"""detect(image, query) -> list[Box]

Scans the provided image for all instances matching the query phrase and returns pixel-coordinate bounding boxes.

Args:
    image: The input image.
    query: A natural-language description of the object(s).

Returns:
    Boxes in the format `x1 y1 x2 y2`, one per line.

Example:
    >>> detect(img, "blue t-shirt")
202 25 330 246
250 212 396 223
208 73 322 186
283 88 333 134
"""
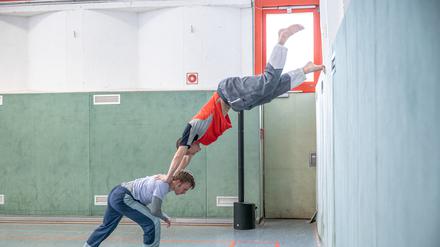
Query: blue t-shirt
128 176 170 205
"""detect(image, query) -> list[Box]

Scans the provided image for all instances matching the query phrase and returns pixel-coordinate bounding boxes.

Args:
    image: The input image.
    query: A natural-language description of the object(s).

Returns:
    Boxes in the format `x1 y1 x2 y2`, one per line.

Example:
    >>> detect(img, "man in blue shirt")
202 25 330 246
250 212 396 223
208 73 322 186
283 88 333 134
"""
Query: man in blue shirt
83 170 195 247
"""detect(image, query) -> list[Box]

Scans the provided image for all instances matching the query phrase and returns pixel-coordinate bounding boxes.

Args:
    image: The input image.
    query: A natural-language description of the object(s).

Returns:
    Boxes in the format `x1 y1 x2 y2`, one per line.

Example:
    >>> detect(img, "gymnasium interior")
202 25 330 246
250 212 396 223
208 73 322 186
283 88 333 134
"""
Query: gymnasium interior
0 0 439 246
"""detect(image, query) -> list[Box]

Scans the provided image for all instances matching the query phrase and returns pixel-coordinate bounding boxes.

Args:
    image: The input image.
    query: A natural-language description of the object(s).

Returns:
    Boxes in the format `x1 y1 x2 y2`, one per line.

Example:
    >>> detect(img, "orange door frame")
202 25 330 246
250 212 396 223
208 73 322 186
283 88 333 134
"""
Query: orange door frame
254 0 322 93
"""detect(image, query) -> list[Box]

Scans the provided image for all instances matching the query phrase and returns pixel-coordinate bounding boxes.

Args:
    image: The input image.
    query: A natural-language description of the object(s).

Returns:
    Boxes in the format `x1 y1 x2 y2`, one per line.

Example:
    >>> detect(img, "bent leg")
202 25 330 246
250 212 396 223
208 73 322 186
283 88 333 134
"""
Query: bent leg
120 193 161 247
84 187 123 247
217 44 288 111
217 24 315 111
253 68 306 106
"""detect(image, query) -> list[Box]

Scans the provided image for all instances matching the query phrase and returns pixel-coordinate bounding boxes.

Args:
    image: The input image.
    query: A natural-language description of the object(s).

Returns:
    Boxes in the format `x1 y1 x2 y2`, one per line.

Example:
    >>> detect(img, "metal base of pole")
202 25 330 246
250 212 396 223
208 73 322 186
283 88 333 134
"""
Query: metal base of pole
233 202 256 230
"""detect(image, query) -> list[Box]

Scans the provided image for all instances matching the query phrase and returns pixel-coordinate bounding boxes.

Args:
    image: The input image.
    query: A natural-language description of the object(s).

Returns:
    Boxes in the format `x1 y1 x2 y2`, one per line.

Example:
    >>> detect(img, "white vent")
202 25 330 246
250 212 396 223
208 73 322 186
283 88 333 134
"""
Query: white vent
0 95 3 105
94 195 108 206
216 196 238 207
93 94 120 105
0 195 4 205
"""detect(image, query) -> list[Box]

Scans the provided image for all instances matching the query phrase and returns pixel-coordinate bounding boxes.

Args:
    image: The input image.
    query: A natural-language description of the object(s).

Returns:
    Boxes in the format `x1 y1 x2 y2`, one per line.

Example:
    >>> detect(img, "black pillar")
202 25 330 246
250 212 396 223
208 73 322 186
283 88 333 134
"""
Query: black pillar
238 110 244 202
233 110 255 230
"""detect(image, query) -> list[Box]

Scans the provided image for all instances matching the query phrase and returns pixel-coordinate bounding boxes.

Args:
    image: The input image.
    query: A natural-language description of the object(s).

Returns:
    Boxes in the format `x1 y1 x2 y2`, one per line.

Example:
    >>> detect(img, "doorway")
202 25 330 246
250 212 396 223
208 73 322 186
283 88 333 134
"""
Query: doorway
254 0 322 218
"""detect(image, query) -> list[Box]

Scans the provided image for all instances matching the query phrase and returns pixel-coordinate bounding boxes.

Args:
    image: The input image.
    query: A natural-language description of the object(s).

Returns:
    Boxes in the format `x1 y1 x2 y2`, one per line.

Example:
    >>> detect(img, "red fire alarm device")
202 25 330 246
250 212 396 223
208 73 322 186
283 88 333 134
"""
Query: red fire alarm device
186 72 198 85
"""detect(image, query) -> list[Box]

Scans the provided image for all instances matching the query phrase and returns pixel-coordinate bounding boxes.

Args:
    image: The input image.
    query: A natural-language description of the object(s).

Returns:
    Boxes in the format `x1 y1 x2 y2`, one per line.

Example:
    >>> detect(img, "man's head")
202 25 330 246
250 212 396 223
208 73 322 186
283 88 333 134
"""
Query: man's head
171 170 195 195
176 137 201 155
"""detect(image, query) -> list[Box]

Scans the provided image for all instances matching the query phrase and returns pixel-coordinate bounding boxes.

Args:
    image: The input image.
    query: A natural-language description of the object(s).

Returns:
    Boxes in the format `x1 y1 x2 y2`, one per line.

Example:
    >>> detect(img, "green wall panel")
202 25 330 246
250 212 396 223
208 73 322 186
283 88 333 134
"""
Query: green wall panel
331 0 440 246
0 91 261 218
0 94 90 215
89 92 209 217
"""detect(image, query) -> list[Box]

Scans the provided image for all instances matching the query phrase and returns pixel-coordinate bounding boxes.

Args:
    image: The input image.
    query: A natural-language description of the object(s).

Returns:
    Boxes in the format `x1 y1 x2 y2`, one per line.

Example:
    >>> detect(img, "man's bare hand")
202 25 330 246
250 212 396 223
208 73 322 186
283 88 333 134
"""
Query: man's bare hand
153 174 168 182
164 218 171 228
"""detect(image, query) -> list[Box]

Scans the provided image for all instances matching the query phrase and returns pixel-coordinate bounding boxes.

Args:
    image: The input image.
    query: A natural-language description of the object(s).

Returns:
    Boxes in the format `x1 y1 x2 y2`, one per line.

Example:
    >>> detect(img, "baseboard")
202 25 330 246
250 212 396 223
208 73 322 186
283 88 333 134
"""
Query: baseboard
0 216 235 226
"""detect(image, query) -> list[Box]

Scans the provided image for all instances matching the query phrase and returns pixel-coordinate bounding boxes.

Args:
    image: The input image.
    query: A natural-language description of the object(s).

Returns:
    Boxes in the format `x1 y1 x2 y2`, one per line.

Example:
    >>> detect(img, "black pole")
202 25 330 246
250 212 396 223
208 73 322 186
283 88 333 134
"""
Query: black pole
238 110 244 202
233 110 255 230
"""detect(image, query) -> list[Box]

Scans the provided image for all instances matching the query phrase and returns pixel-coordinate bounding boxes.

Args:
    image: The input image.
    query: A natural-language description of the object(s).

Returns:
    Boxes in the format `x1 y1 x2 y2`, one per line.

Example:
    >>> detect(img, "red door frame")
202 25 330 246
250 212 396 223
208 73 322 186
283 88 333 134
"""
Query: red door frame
255 0 322 93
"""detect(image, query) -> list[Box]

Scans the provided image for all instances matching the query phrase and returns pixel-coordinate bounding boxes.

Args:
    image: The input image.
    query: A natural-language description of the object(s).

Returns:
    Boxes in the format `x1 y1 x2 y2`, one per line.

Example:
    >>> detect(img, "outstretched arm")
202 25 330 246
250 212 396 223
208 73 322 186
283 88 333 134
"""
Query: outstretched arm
163 123 199 183
174 154 193 175
165 146 188 183
161 148 194 183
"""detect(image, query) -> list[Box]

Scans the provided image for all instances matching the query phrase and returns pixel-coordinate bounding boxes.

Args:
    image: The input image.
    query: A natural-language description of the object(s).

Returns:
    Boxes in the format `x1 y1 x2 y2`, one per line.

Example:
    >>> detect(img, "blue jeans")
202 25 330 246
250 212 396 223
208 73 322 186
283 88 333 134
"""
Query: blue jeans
84 185 161 247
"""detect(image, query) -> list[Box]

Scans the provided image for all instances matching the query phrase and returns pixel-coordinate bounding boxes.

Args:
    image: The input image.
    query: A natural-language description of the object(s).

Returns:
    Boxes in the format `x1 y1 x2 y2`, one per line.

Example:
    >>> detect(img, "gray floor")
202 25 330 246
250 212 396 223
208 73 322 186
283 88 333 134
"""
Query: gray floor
0 219 317 247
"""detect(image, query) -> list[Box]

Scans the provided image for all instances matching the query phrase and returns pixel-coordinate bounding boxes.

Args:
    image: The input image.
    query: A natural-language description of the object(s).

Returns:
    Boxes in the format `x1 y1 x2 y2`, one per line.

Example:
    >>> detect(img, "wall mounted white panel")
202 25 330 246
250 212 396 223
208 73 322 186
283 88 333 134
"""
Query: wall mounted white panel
82 10 138 91
3 4 252 92
182 6 241 90
28 11 70 91
138 7 185 90
138 6 247 90
0 15 28 92
240 8 253 77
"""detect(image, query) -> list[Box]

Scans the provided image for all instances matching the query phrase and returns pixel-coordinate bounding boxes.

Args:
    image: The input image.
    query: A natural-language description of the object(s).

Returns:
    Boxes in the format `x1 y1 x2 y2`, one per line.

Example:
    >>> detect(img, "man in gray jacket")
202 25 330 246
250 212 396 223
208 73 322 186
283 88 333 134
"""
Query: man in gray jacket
83 170 195 247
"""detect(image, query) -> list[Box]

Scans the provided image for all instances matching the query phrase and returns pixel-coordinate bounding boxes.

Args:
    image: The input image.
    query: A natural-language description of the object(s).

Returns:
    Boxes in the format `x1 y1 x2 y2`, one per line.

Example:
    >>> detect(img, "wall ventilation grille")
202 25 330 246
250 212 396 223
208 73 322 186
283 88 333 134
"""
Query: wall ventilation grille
216 196 238 207
93 94 120 105
94 195 108 206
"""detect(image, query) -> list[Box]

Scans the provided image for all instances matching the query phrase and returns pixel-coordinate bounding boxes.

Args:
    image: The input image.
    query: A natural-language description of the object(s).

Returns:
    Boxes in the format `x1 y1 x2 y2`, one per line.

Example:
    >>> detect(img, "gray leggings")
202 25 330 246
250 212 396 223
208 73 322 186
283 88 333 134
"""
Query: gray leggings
217 44 306 111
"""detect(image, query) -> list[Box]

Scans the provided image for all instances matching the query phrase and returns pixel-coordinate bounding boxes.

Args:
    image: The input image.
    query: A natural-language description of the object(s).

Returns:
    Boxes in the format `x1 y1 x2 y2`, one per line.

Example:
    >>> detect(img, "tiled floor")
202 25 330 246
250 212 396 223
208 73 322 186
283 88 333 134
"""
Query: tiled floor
0 219 317 247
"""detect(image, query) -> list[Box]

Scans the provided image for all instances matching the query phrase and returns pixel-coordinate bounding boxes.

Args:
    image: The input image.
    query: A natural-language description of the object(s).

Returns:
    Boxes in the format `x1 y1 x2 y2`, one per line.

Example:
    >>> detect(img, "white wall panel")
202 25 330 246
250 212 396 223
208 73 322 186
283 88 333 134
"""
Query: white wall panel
0 15 28 91
28 11 69 91
138 6 248 90
138 8 185 90
1 2 252 92
82 10 138 91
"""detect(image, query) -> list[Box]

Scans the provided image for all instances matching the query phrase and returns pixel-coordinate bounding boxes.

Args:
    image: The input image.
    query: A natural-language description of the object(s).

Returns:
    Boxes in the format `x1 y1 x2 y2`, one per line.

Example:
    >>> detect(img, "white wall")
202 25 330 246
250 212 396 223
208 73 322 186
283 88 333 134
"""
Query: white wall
138 7 185 90
138 6 251 90
240 8 252 77
315 0 348 246
315 70 335 247
28 11 70 91
320 0 351 47
82 10 138 91
0 2 252 93
27 10 141 92
0 15 28 91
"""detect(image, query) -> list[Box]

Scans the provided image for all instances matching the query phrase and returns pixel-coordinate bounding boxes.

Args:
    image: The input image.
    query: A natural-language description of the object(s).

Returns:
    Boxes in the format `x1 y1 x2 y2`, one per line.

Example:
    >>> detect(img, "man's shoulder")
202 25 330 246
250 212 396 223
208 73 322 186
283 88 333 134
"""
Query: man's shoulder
155 180 170 190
